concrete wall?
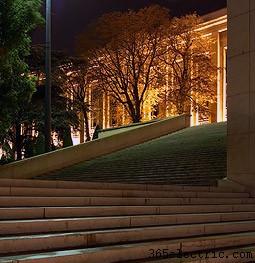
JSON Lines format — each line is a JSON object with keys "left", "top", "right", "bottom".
{"left": 98, "top": 118, "right": 165, "bottom": 139}
{"left": 227, "top": 0, "right": 255, "bottom": 188}
{"left": 0, "top": 114, "right": 190, "bottom": 179}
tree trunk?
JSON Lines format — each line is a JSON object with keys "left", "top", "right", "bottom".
{"left": 177, "top": 105, "right": 184, "bottom": 115}
{"left": 15, "top": 122, "right": 22, "bottom": 160}
{"left": 131, "top": 101, "right": 142, "bottom": 123}
{"left": 79, "top": 112, "right": 85, "bottom": 143}
{"left": 177, "top": 96, "right": 185, "bottom": 115}
{"left": 84, "top": 110, "right": 91, "bottom": 141}
{"left": 131, "top": 113, "right": 142, "bottom": 123}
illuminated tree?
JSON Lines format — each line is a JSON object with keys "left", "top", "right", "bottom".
{"left": 160, "top": 14, "right": 217, "bottom": 116}
{"left": 77, "top": 5, "right": 168, "bottom": 123}
{"left": 63, "top": 57, "right": 93, "bottom": 142}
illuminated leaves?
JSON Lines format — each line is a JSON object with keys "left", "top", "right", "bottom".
{"left": 77, "top": 5, "right": 169, "bottom": 123}
{"left": 160, "top": 14, "right": 217, "bottom": 115}
{"left": 78, "top": 6, "right": 217, "bottom": 124}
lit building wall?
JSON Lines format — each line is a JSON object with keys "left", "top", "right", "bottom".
{"left": 201, "top": 8, "right": 227, "bottom": 124}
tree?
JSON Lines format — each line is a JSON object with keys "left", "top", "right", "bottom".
{"left": 62, "top": 128, "right": 73, "bottom": 148}
{"left": 63, "top": 57, "right": 93, "bottom": 142}
{"left": 77, "top": 5, "right": 169, "bottom": 123}
{"left": 0, "top": 0, "right": 43, "bottom": 159}
{"left": 34, "top": 132, "right": 45, "bottom": 155}
{"left": 0, "top": 140, "right": 14, "bottom": 164}
{"left": 160, "top": 14, "right": 217, "bottom": 116}
{"left": 4, "top": 46, "right": 79, "bottom": 159}
{"left": 27, "top": 46, "right": 80, "bottom": 141}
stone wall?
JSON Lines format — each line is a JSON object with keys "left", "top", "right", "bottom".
{"left": 227, "top": 0, "right": 255, "bottom": 187}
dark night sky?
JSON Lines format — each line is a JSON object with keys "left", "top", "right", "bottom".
{"left": 32, "top": 0, "right": 227, "bottom": 54}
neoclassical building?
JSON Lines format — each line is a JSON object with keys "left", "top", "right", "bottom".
{"left": 200, "top": 8, "right": 227, "bottom": 125}
{"left": 72, "top": 8, "right": 227, "bottom": 144}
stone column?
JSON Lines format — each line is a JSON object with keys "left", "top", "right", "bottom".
{"left": 227, "top": 0, "right": 255, "bottom": 187}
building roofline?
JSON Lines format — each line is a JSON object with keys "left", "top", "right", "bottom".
{"left": 202, "top": 8, "right": 227, "bottom": 22}
{"left": 196, "top": 8, "right": 227, "bottom": 32}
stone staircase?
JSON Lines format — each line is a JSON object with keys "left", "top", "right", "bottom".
{"left": 37, "top": 122, "right": 227, "bottom": 186}
{"left": 0, "top": 178, "right": 255, "bottom": 262}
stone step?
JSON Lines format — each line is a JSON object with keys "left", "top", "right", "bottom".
{"left": 1, "top": 220, "right": 255, "bottom": 255}
{"left": 60, "top": 176, "right": 221, "bottom": 183}
{"left": 0, "top": 178, "right": 242, "bottom": 193}
{"left": 0, "top": 232, "right": 254, "bottom": 262}
{"left": 2, "top": 204, "right": 255, "bottom": 220}
{"left": 1, "top": 212, "right": 255, "bottom": 236}
{"left": 0, "top": 186, "right": 249, "bottom": 198}
{"left": 0, "top": 196, "right": 255, "bottom": 207}
{"left": 0, "top": 196, "right": 254, "bottom": 208}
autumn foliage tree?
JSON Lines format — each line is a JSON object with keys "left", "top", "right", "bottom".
{"left": 160, "top": 14, "right": 217, "bottom": 116}
{"left": 77, "top": 5, "right": 169, "bottom": 123}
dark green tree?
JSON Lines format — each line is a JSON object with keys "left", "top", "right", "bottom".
{"left": 34, "top": 132, "right": 45, "bottom": 156}
{"left": 0, "top": 45, "right": 79, "bottom": 159}
{"left": 26, "top": 46, "right": 79, "bottom": 150}
{"left": 24, "top": 137, "right": 35, "bottom": 158}
{"left": 0, "top": 140, "right": 15, "bottom": 164}
{"left": 0, "top": 0, "right": 43, "bottom": 159}
{"left": 62, "top": 128, "right": 73, "bottom": 148}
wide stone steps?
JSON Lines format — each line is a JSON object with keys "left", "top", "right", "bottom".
{"left": 1, "top": 186, "right": 249, "bottom": 198}
{"left": 7, "top": 187, "right": 253, "bottom": 198}
{"left": 2, "top": 196, "right": 255, "bottom": 207}
{"left": 0, "top": 179, "right": 255, "bottom": 262}
{"left": 36, "top": 122, "right": 226, "bottom": 186}
{"left": 2, "top": 220, "right": 255, "bottom": 255}
{"left": 0, "top": 178, "right": 239, "bottom": 192}
{"left": 0, "top": 233, "right": 255, "bottom": 262}
{"left": 3, "top": 204, "right": 255, "bottom": 220}
{"left": 2, "top": 212, "right": 255, "bottom": 236}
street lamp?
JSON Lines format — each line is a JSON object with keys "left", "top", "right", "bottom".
{"left": 45, "top": 0, "right": 51, "bottom": 152}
